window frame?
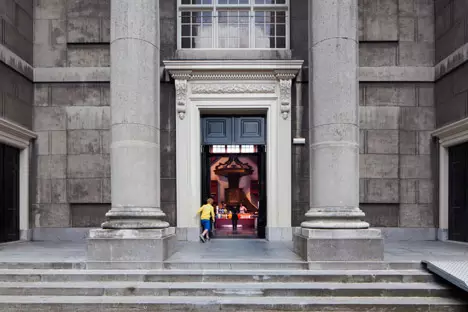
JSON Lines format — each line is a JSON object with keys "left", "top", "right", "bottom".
{"left": 176, "top": 0, "right": 290, "bottom": 50}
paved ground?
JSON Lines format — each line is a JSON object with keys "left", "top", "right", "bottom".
{"left": 1, "top": 239, "right": 468, "bottom": 263}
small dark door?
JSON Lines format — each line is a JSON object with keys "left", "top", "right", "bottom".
{"left": 257, "top": 145, "right": 267, "bottom": 239}
{"left": 0, "top": 143, "right": 20, "bottom": 243}
{"left": 201, "top": 145, "right": 211, "bottom": 205}
{"left": 448, "top": 143, "right": 468, "bottom": 243}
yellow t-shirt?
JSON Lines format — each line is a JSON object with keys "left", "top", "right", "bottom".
{"left": 198, "top": 204, "right": 215, "bottom": 220}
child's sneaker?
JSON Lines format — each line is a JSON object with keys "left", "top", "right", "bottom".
{"left": 199, "top": 234, "right": 206, "bottom": 243}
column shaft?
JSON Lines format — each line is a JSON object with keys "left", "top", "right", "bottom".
{"left": 303, "top": 0, "right": 368, "bottom": 229}
{"left": 103, "top": 0, "right": 168, "bottom": 229}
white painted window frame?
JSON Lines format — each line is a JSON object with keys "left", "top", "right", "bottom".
{"left": 0, "top": 118, "right": 37, "bottom": 241}
{"left": 176, "top": 0, "right": 290, "bottom": 50}
{"left": 432, "top": 117, "right": 468, "bottom": 242}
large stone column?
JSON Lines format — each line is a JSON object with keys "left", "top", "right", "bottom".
{"left": 86, "top": 0, "right": 175, "bottom": 269}
{"left": 293, "top": 0, "right": 383, "bottom": 261}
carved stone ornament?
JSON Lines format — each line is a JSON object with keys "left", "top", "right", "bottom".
{"left": 191, "top": 84, "right": 276, "bottom": 94}
{"left": 279, "top": 79, "right": 292, "bottom": 120}
{"left": 174, "top": 79, "right": 188, "bottom": 120}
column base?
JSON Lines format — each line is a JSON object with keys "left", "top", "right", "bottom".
{"left": 86, "top": 228, "right": 176, "bottom": 269}
{"left": 293, "top": 227, "right": 384, "bottom": 261}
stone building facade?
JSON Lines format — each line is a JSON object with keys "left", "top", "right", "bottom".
{"left": 0, "top": 0, "right": 467, "bottom": 244}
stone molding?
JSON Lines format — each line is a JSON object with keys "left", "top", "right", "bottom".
{"left": 435, "top": 42, "right": 468, "bottom": 80}
{"left": 0, "top": 44, "right": 33, "bottom": 81}
{"left": 431, "top": 117, "right": 468, "bottom": 147}
{"left": 175, "top": 79, "right": 188, "bottom": 120}
{"left": 0, "top": 117, "right": 37, "bottom": 149}
{"left": 191, "top": 84, "right": 276, "bottom": 94}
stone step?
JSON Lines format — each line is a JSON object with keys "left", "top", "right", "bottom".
{"left": 0, "top": 261, "right": 422, "bottom": 270}
{"left": 0, "top": 281, "right": 455, "bottom": 297}
{"left": 0, "top": 269, "right": 436, "bottom": 283}
{"left": 0, "top": 295, "right": 466, "bottom": 311}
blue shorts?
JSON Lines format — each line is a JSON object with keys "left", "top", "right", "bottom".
{"left": 201, "top": 219, "right": 211, "bottom": 231}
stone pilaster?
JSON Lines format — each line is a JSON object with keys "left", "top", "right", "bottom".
{"left": 294, "top": 0, "right": 383, "bottom": 261}
{"left": 102, "top": 0, "right": 168, "bottom": 229}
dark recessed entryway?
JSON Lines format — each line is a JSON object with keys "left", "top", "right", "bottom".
{"left": 0, "top": 143, "right": 20, "bottom": 243}
{"left": 448, "top": 142, "right": 468, "bottom": 243}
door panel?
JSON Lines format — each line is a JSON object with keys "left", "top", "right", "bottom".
{"left": 0, "top": 144, "right": 20, "bottom": 243}
{"left": 202, "top": 117, "right": 232, "bottom": 145}
{"left": 449, "top": 143, "right": 468, "bottom": 242}
{"left": 234, "top": 117, "right": 265, "bottom": 145}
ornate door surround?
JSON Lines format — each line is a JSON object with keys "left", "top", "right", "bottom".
{"left": 164, "top": 60, "right": 303, "bottom": 241}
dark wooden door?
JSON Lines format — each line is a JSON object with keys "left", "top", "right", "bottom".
{"left": 448, "top": 143, "right": 468, "bottom": 242}
{"left": 0, "top": 143, "right": 20, "bottom": 243}
{"left": 257, "top": 145, "right": 267, "bottom": 239}
{"left": 202, "top": 116, "right": 265, "bottom": 145}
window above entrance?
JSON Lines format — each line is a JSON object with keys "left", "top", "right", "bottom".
{"left": 177, "top": 0, "right": 289, "bottom": 49}
{"left": 211, "top": 145, "right": 258, "bottom": 153}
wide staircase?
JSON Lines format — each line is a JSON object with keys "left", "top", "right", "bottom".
{"left": 0, "top": 260, "right": 466, "bottom": 311}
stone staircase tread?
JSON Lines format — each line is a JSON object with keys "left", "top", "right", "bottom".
{"left": 0, "top": 295, "right": 465, "bottom": 305}
{"left": 0, "top": 269, "right": 432, "bottom": 275}
{"left": 0, "top": 281, "right": 449, "bottom": 289}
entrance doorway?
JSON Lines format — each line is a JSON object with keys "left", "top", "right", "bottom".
{"left": 0, "top": 143, "right": 20, "bottom": 243}
{"left": 448, "top": 142, "right": 468, "bottom": 243}
{"left": 200, "top": 116, "right": 266, "bottom": 239}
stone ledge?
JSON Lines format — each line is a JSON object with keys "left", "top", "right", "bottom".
{"left": 435, "top": 42, "right": 468, "bottom": 80}
{"left": 34, "top": 67, "right": 111, "bottom": 82}
{"left": 0, "top": 44, "right": 33, "bottom": 81}
{"left": 359, "top": 67, "right": 435, "bottom": 82}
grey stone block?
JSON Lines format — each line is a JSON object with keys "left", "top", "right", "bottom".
{"left": 359, "top": 0, "right": 398, "bottom": 41}
{"left": 399, "top": 130, "right": 417, "bottom": 155}
{"left": 37, "top": 155, "right": 67, "bottom": 179}
{"left": 400, "top": 107, "right": 434, "bottom": 131}
{"left": 360, "top": 154, "right": 399, "bottom": 178}
{"left": 102, "top": 178, "right": 111, "bottom": 202}
{"left": 33, "top": 43, "right": 67, "bottom": 67}
{"left": 51, "top": 179, "right": 67, "bottom": 203}
{"left": 67, "top": 0, "right": 110, "bottom": 18}
{"left": 400, "top": 179, "right": 417, "bottom": 204}
{"left": 33, "top": 203, "right": 70, "bottom": 227}
{"left": 399, "top": 17, "right": 416, "bottom": 41}
{"left": 35, "top": 0, "right": 66, "bottom": 19}
{"left": 400, "top": 155, "right": 431, "bottom": 179}
{"left": 67, "top": 130, "right": 101, "bottom": 154}
{"left": 67, "top": 178, "right": 103, "bottom": 203}
{"left": 418, "top": 84, "right": 434, "bottom": 107}
{"left": 35, "top": 131, "right": 49, "bottom": 155}
{"left": 293, "top": 228, "right": 384, "bottom": 261}
{"left": 379, "top": 227, "right": 437, "bottom": 241}
{"left": 67, "top": 154, "right": 110, "bottom": 178}
{"left": 365, "top": 179, "right": 399, "bottom": 203}
{"left": 36, "top": 178, "right": 51, "bottom": 204}
{"left": 360, "top": 204, "right": 399, "bottom": 227}
{"left": 359, "top": 42, "right": 397, "bottom": 67}
{"left": 417, "top": 179, "right": 433, "bottom": 204}
{"left": 360, "top": 106, "right": 400, "bottom": 130}
{"left": 34, "top": 84, "right": 49, "bottom": 106}
{"left": 67, "top": 18, "right": 101, "bottom": 43}
{"left": 50, "top": 131, "right": 66, "bottom": 155}
{"left": 417, "top": 17, "right": 434, "bottom": 42}
{"left": 366, "top": 130, "right": 398, "bottom": 154}
{"left": 67, "top": 46, "right": 110, "bottom": 67}
{"left": 71, "top": 204, "right": 109, "bottom": 227}
{"left": 31, "top": 227, "right": 90, "bottom": 242}
{"left": 100, "top": 130, "right": 110, "bottom": 154}
{"left": 66, "top": 106, "right": 110, "bottom": 130}
{"left": 101, "top": 18, "right": 110, "bottom": 42}
{"left": 418, "top": 131, "right": 432, "bottom": 155}
{"left": 87, "top": 228, "right": 177, "bottom": 269}
{"left": 399, "top": 42, "right": 434, "bottom": 66}
{"left": 364, "top": 83, "right": 416, "bottom": 107}
{"left": 399, "top": 203, "right": 434, "bottom": 227}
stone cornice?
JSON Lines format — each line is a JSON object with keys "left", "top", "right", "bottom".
{"left": 0, "top": 118, "right": 37, "bottom": 149}
{"left": 432, "top": 117, "right": 468, "bottom": 147}
{"left": 0, "top": 44, "right": 33, "bottom": 81}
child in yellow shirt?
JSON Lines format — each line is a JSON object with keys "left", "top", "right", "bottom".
{"left": 197, "top": 198, "right": 215, "bottom": 242}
